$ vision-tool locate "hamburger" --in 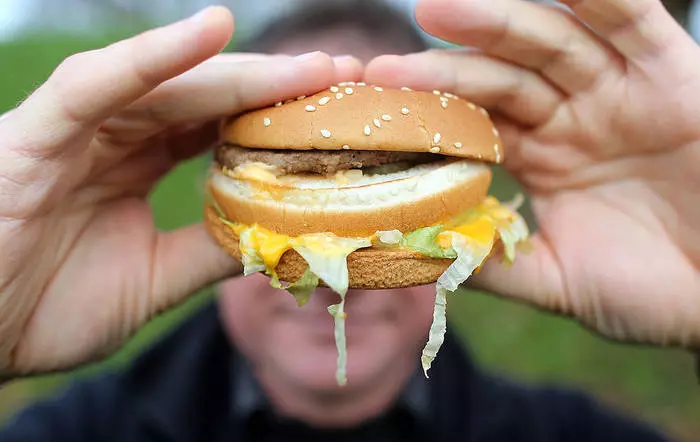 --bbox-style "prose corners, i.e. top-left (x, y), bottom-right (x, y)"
top-left (205, 83), bottom-right (529, 385)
